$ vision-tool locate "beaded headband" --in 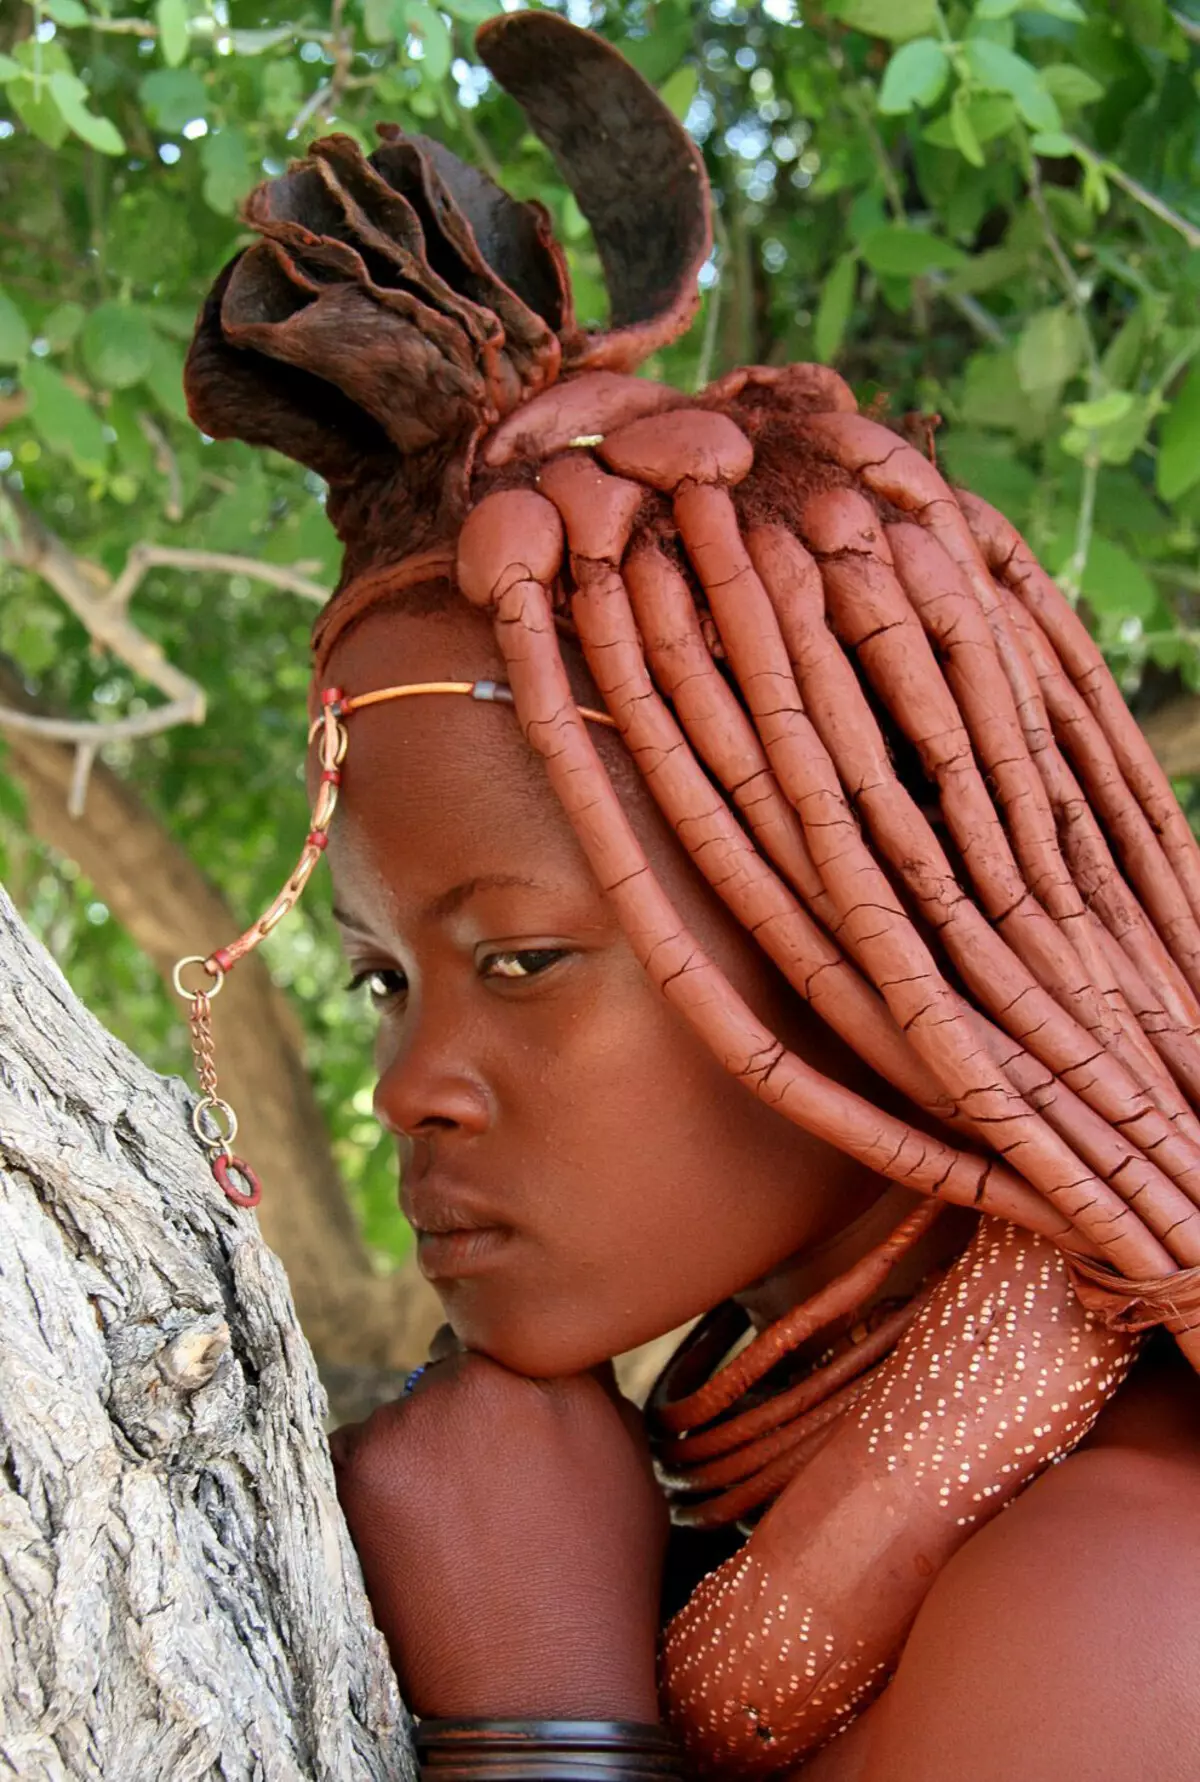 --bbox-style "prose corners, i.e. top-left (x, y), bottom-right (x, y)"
top-left (172, 676), bottom-right (616, 1208)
